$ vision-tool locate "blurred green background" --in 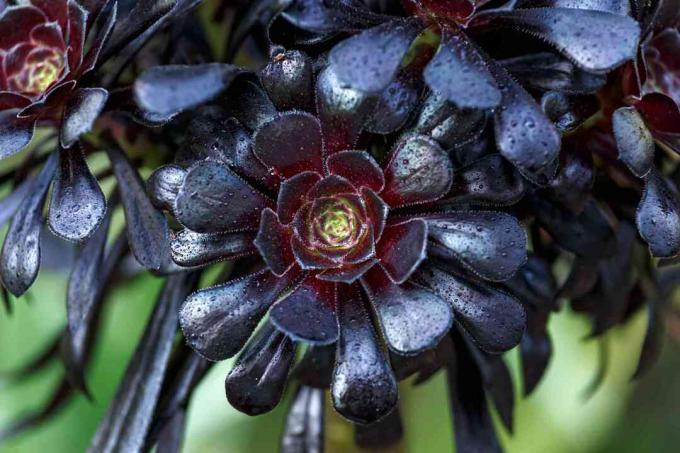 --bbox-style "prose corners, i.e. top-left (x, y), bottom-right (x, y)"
top-left (0, 264), bottom-right (678, 453)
